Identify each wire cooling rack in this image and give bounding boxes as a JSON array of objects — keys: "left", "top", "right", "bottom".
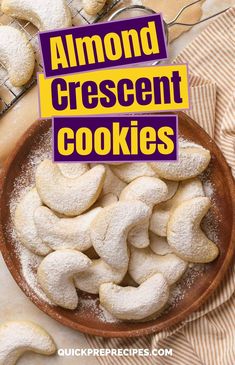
[{"left": 0, "top": 0, "right": 123, "bottom": 115}]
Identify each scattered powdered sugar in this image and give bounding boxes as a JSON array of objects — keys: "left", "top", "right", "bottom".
[
  {"left": 168, "top": 285, "right": 185, "bottom": 307},
  {"left": 203, "top": 180, "right": 215, "bottom": 198},
  {"left": 6, "top": 212, "right": 52, "bottom": 305},
  {"left": 6, "top": 130, "right": 53, "bottom": 304},
  {"left": 99, "top": 305, "right": 119, "bottom": 323},
  {"left": 77, "top": 295, "right": 119, "bottom": 323},
  {"left": 202, "top": 209, "right": 220, "bottom": 243},
  {"left": 17, "top": 245, "right": 53, "bottom": 305},
  {"left": 168, "top": 264, "right": 206, "bottom": 308}
]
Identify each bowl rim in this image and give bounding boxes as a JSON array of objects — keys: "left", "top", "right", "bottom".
[{"left": 0, "top": 112, "right": 234, "bottom": 338}]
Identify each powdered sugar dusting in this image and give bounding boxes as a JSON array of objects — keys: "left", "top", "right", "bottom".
[
  {"left": 6, "top": 130, "right": 52, "bottom": 304},
  {"left": 168, "top": 264, "right": 206, "bottom": 308},
  {"left": 18, "top": 245, "right": 53, "bottom": 305},
  {"left": 99, "top": 305, "right": 119, "bottom": 323},
  {"left": 76, "top": 295, "right": 119, "bottom": 323}
]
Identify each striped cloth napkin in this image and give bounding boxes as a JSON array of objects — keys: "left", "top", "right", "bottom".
[{"left": 86, "top": 7, "right": 235, "bottom": 365}]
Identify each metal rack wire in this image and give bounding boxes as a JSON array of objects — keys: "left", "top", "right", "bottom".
[{"left": 0, "top": 0, "right": 123, "bottom": 115}]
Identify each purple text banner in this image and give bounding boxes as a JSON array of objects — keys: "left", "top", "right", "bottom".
[
  {"left": 53, "top": 115, "right": 178, "bottom": 162},
  {"left": 39, "top": 14, "right": 168, "bottom": 78}
]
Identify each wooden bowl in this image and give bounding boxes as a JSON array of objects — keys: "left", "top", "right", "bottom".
[{"left": 0, "top": 112, "right": 234, "bottom": 338}]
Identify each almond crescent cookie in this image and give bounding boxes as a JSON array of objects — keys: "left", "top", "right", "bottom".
[
  {"left": 99, "top": 273, "right": 169, "bottom": 321},
  {"left": 34, "top": 206, "right": 102, "bottom": 251},
  {"left": 151, "top": 146, "right": 211, "bottom": 181},
  {"left": 150, "top": 178, "right": 205, "bottom": 237},
  {"left": 91, "top": 201, "right": 151, "bottom": 270},
  {"left": 120, "top": 176, "right": 168, "bottom": 248},
  {"left": 167, "top": 197, "right": 219, "bottom": 263},
  {"left": 0, "top": 321, "right": 56, "bottom": 365},
  {"left": 37, "top": 250, "right": 91, "bottom": 309},
  {"left": 35, "top": 160, "right": 105, "bottom": 216},
  {"left": 129, "top": 246, "right": 187, "bottom": 285},
  {"left": 1, "top": 0, "right": 72, "bottom": 31},
  {"left": 0, "top": 25, "right": 34, "bottom": 87}
]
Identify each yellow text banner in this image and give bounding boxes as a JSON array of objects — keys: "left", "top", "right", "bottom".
[{"left": 38, "top": 64, "right": 189, "bottom": 117}]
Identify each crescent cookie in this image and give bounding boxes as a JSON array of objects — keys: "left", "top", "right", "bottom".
[
  {"left": 74, "top": 259, "right": 127, "bottom": 294},
  {"left": 150, "top": 178, "right": 205, "bottom": 237},
  {"left": 167, "top": 197, "right": 219, "bottom": 263},
  {"left": 129, "top": 246, "right": 187, "bottom": 285},
  {"left": 120, "top": 176, "right": 168, "bottom": 248},
  {"left": 1, "top": 0, "right": 72, "bottom": 31},
  {"left": 0, "top": 321, "right": 56, "bottom": 365},
  {"left": 34, "top": 206, "right": 102, "bottom": 251},
  {"left": 90, "top": 201, "right": 151, "bottom": 270},
  {"left": 14, "top": 188, "right": 51, "bottom": 256},
  {"left": 119, "top": 176, "right": 168, "bottom": 208},
  {"left": 150, "top": 146, "right": 211, "bottom": 181},
  {"left": 35, "top": 160, "right": 105, "bottom": 216},
  {"left": 0, "top": 25, "right": 34, "bottom": 87},
  {"left": 99, "top": 273, "right": 169, "bottom": 321},
  {"left": 37, "top": 250, "right": 91, "bottom": 309},
  {"left": 82, "top": 0, "right": 107, "bottom": 16},
  {"left": 111, "top": 162, "right": 155, "bottom": 183}
]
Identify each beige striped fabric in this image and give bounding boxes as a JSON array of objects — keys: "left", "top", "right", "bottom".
[
  {"left": 86, "top": 7, "right": 235, "bottom": 365},
  {"left": 175, "top": 7, "right": 235, "bottom": 178}
]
